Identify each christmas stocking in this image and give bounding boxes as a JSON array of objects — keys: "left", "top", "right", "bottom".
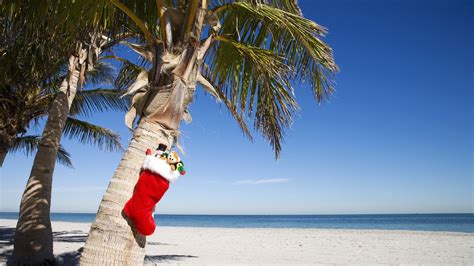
[{"left": 123, "top": 146, "right": 185, "bottom": 235}]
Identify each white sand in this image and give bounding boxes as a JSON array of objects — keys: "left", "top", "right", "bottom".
[{"left": 1, "top": 219, "right": 473, "bottom": 265}]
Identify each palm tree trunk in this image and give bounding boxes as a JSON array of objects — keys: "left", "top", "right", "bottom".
[
  {"left": 13, "top": 54, "right": 81, "bottom": 264},
  {"left": 80, "top": 119, "right": 175, "bottom": 265}
]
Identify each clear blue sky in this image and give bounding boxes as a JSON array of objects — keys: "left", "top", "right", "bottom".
[{"left": 1, "top": 0, "right": 472, "bottom": 214}]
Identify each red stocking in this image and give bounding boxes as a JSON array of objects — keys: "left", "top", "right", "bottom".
[
  {"left": 123, "top": 170, "right": 169, "bottom": 235},
  {"left": 122, "top": 149, "right": 181, "bottom": 235}
]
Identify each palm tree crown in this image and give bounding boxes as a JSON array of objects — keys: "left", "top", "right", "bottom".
[
  {"left": 111, "top": 0, "right": 338, "bottom": 157},
  {"left": 0, "top": 0, "right": 131, "bottom": 167}
]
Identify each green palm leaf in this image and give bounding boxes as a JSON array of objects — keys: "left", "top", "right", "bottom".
[
  {"left": 202, "top": 37, "right": 298, "bottom": 152},
  {"left": 211, "top": 0, "right": 302, "bottom": 15},
  {"left": 201, "top": 1, "right": 337, "bottom": 157},
  {"left": 9, "top": 135, "right": 73, "bottom": 167},
  {"left": 55, "top": 145, "right": 73, "bottom": 168},
  {"left": 212, "top": 1, "right": 338, "bottom": 99},
  {"left": 112, "top": 57, "right": 147, "bottom": 91},
  {"left": 211, "top": 79, "right": 253, "bottom": 140},
  {"left": 63, "top": 117, "right": 123, "bottom": 152},
  {"left": 84, "top": 61, "right": 116, "bottom": 85},
  {"left": 70, "top": 89, "right": 131, "bottom": 117}
]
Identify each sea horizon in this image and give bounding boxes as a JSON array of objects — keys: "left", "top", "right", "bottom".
[
  {"left": 1, "top": 211, "right": 473, "bottom": 216},
  {"left": 1, "top": 212, "right": 473, "bottom": 233}
]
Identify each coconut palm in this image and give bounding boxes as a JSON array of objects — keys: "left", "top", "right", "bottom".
[
  {"left": 80, "top": 0, "right": 338, "bottom": 264},
  {"left": 0, "top": 1, "right": 80, "bottom": 167},
  {"left": 10, "top": 54, "right": 131, "bottom": 263},
  {"left": 1, "top": 57, "right": 130, "bottom": 265},
  {"left": 1, "top": 1, "right": 130, "bottom": 263},
  {"left": 0, "top": 65, "right": 129, "bottom": 167}
]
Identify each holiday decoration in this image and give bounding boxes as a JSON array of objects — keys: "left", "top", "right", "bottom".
[{"left": 122, "top": 144, "right": 185, "bottom": 235}]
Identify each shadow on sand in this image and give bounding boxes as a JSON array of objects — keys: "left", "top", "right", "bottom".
[
  {"left": 0, "top": 226, "right": 198, "bottom": 265},
  {"left": 0, "top": 227, "right": 15, "bottom": 263},
  {"left": 145, "top": 254, "right": 198, "bottom": 263},
  {"left": 0, "top": 226, "right": 86, "bottom": 265}
]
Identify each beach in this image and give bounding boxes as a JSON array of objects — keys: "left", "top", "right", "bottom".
[{"left": 0, "top": 219, "right": 472, "bottom": 264}]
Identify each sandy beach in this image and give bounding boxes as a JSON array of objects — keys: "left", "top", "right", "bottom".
[{"left": 0, "top": 219, "right": 472, "bottom": 264}]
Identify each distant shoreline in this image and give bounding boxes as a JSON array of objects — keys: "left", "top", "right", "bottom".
[{"left": 1, "top": 212, "right": 472, "bottom": 233}]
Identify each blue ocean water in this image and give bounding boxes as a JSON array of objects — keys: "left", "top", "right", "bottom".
[{"left": 0, "top": 213, "right": 472, "bottom": 233}]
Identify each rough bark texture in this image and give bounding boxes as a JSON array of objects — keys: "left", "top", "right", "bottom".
[
  {"left": 12, "top": 54, "right": 80, "bottom": 264},
  {"left": 80, "top": 119, "right": 174, "bottom": 265}
]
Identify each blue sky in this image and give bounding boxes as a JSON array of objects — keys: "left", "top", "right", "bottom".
[{"left": 1, "top": 0, "right": 472, "bottom": 214}]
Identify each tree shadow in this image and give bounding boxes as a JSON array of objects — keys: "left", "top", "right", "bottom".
[
  {"left": 0, "top": 226, "right": 86, "bottom": 265},
  {"left": 1, "top": 225, "right": 196, "bottom": 265},
  {"left": 0, "top": 226, "right": 15, "bottom": 245},
  {"left": 145, "top": 254, "right": 198, "bottom": 263},
  {"left": 52, "top": 230, "right": 87, "bottom": 243},
  {"left": 55, "top": 248, "right": 83, "bottom": 265},
  {"left": 0, "top": 227, "right": 15, "bottom": 263},
  {"left": 0, "top": 250, "right": 13, "bottom": 265},
  {"left": 147, "top": 241, "right": 176, "bottom": 246}
]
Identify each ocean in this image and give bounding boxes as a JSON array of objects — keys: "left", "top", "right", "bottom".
[{"left": 1, "top": 213, "right": 472, "bottom": 233}]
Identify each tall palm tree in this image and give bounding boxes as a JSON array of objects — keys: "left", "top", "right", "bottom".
[
  {"left": 0, "top": 67, "right": 130, "bottom": 167},
  {"left": 1, "top": 1, "right": 128, "bottom": 263},
  {"left": 11, "top": 68, "right": 129, "bottom": 265},
  {"left": 81, "top": 0, "right": 338, "bottom": 264}
]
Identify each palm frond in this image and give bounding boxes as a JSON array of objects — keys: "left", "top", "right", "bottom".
[
  {"left": 113, "top": 57, "right": 147, "bottom": 91},
  {"left": 0, "top": 86, "right": 51, "bottom": 134},
  {"left": 254, "top": 75, "right": 299, "bottom": 158},
  {"left": 56, "top": 145, "right": 73, "bottom": 168},
  {"left": 215, "top": 36, "right": 289, "bottom": 79},
  {"left": 109, "top": 0, "right": 157, "bottom": 44},
  {"left": 63, "top": 117, "right": 123, "bottom": 152},
  {"left": 204, "top": 34, "right": 299, "bottom": 158},
  {"left": 70, "top": 88, "right": 131, "bottom": 117},
  {"left": 0, "top": 0, "right": 122, "bottom": 88},
  {"left": 9, "top": 135, "right": 39, "bottom": 156},
  {"left": 212, "top": 1, "right": 338, "bottom": 101},
  {"left": 202, "top": 1, "right": 337, "bottom": 157},
  {"left": 84, "top": 61, "right": 116, "bottom": 85},
  {"left": 211, "top": 0, "right": 302, "bottom": 15},
  {"left": 9, "top": 135, "right": 73, "bottom": 167},
  {"left": 212, "top": 79, "right": 253, "bottom": 141}
]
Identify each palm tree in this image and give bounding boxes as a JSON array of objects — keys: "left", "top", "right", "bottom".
[
  {"left": 0, "top": 70, "right": 129, "bottom": 167},
  {"left": 1, "top": 1, "right": 129, "bottom": 263},
  {"left": 0, "top": 1, "right": 79, "bottom": 166},
  {"left": 10, "top": 77, "right": 130, "bottom": 265},
  {"left": 80, "top": 0, "right": 338, "bottom": 264}
]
